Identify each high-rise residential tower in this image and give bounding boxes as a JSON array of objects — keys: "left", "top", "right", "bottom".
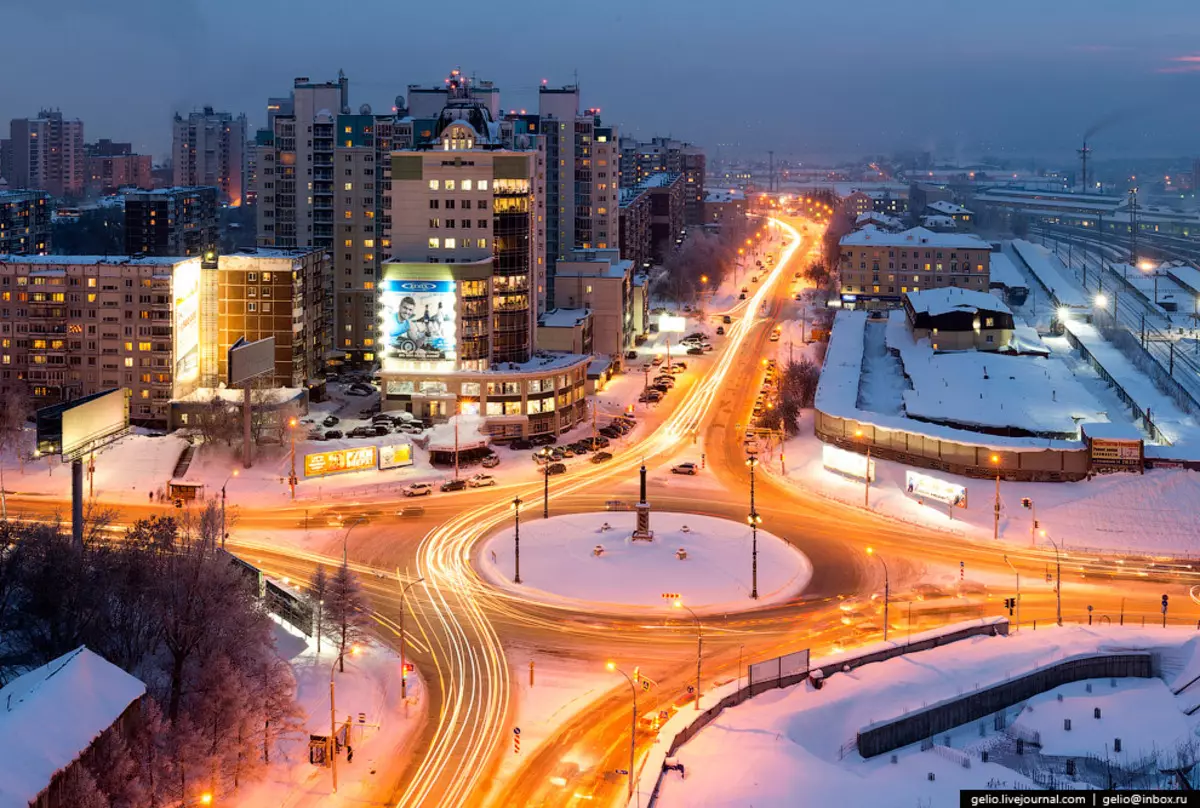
[
  {"left": 7, "top": 110, "right": 86, "bottom": 198},
  {"left": 172, "top": 107, "right": 248, "bottom": 205}
]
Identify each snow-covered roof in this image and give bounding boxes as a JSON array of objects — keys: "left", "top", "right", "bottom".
[
  {"left": 1010, "top": 240, "right": 1090, "bottom": 309},
  {"left": 905, "top": 287, "right": 1011, "bottom": 318},
  {"left": 920, "top": 215, "right": 957, "bottom": 229},
  {"left": 538, "top": 308, "right": 591, "bottom": 328},
  {"left": 987, "top": 252, "right": 1027, "bottom": 290},
  {"left": 926, "top": 200, "right": 973, "bottom": 215},
  {"left": 0, "top": 254, "right": 197, "bottom": 267},
  {"left": 481, "top": 351, "right": 591, "bottom": 375},
  {"left": 0, "top": 647, "right": 146, "bottom": 807},
  {"left": 840, "top": 225, "right": 989, "bottom": 250},
  {"left": 704, "top": 190, "right": 745, "bottom": 203},
  {"left": 854, "top": 211, "right": 903, "bottom": 231}
]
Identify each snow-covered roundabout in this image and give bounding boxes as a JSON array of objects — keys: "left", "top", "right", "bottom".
[{"left": 476, "top": 511, "right": 812, "bottom": 614}]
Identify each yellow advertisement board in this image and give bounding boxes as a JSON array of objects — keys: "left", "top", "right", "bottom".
[{"left": 303, "top": 446, "right": 378, "bottom": 478}]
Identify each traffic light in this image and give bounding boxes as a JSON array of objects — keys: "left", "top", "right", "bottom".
[
  {"left": 1004, "top": 598, "right": 1015, "bottom": 616},
  {"left": 1021, "top": 498, "right": 1032, "bottom": 509},
  {"left": 1162, "top": 594, "right": 1170, "bottom": 613},
  {"left": 402, "top": 662, "right": 414, "bottom": 679}
]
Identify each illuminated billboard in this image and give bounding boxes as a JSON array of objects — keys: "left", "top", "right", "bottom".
[
  {"left": 172, "top": 260, "right": 202, "bottom": 387},
  {"left": 378, "top": 442, "right": 414, "bottom": 470},
  {"left": 380, "top": 279, "right": 457, "bottom": 363},
  {"left": 658, "top": 313, "right": 687, "bottom": 333},
  {"left": 822, "top": 444, "right": 874, "bottom": 482},
  {"left": 304, "top": 446, "right": 378, "bottom": 478},
  {"left": 904, "top": 471, "right": 967, "bottom": 509}
]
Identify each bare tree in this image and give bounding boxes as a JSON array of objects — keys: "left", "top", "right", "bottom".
[
  {"left": 310, "top": 564, "right": 329, "bottom": 654},
  {"left": 325, "top": 559, "right": 371, "bottom": 672}
]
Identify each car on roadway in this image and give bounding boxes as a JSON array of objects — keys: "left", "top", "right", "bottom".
[
  {"left": 672, "top": 462, "right": 700, "bottom": 475},
  {"left": 741, "top": 287, "right": 749, "bottom": 294},
  {"left": 723, "top": 315, "right": 733, "bottom": 324},
  {"left": 545, "top": 463, "right": 567, "bottom": 476},
  {"left": 403, "top": 482, "right": 434, "bottom": 497},
  {"left": 468, "top": 473, "right": 496, "bottom": 488},
  {"left": 651, "top": 355, "right": 664, "bottom": 366},
  {"left": 738, "top": 292, "right": 746, "bottom": 300},
  {"left": 716, "top": 326, "right": 725, "bottom": 335},
  {"left": 591, "top": 451, "right": 613, "bottom": 464},
  {"left": 625, "top": 350, "right": 639, "bottom": 360},
  {"left": 440, "top": 478, "right": 468, "bottom": 493},
  {"left": 769, "top": 333, "right": 780, "bottom": 342}
]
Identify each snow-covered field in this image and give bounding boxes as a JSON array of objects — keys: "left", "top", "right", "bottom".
[
  {"left": 477, "top": 511, "right": 812, "bottom": 614},
  {"left": 236, "top": 619, "right": 426, "bottom": 806},
  {"left": 656, "top": 625, "right": 1200, "bottom": 807}
]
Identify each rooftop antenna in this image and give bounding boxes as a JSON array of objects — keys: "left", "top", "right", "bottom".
[{"left": 1128, "top": 187, "right": 1139, "bottom": 266}]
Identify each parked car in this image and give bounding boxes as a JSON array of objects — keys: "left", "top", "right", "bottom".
[
  {"left": 624, "top": 350, "right": 639, "bottom": 360},
  {"left": 545, "top": 463, "right": 567, "bottom": 476},
  {"left": 324, "top": 430, "right": 343, "bottom": 440},
  {"left": 580, "top": 436, "right": 610, "bottom": 450},
  {"left": 568, "top": 441, "right": 591, "bottom": 454},
  {"left": 403, "top": 482, "right": 433, "bottom": 497},
  {"left": 372, "top": 425, "right": 390, "bottom": 436},
  {"left": 738, "top": 292, "right": 746, "bottom": 300},
  {"left": 307, "top": 431, "right": 326, "bottom": 441},
  {"left": 716, "top": 326, "right": 725, "bottom": 335},
  {"left": 347, "top": 427, "right": 373, "bottom": 438},
  {"left": 700, "top": 343, "right": 714, "bottom": 352},
  {"left": 481, "top": 454, "right": 501, "bottom": 469},
  {"left": 392, "top": 411, "right": 416, "bottom": 424},
  {"left": 440, "top": 479, "right": 468, "bottom": 492},
  {"left": 468, "top": 473, "right": 496, "bottom": 488},
  {"left": 558, "top": 445, "right": 577, "bottom": 458},
  {"left": 672, "top": 361, "right": 687, "bottom": 371},
  {"left": 651, "top": 356, "right": 664, "bottom": 366},
  {"left": 530, "top": 434, "right": 556, "bottom": 446},
  {"left": 741, "top": 287, "right": 749, "bottom": 294},
  {"left": 591, "top": 451, "right": 613, "bottom": 464},
  {"left": 510, "top": 438, "right": 533, "bottom": 450},
  {"left": 599, "top": 427, "right": 621, "bottom": 439},
  {"left": 323, "top": 415, "right": 340, "bottom": 427},
  {"left": 686, "top": 347, "right": 704, "bottom": 355},
  {"left": 645, "top": 390, "right": 663, "bottom": 402},
  {"left": 769, "top": 333, "right": 780, "bottom": 342},
  {"left": 722, "top": 315, "right": 733, "bottom": 324},
  {"left": 399, "top": 423, "right": 424, "bottom": 435},
  {"left": 751, "top": 275, "right": 759, "bottom": 283},
  {"left": 672, "top": 462, "right": 700, "bottom": 475}
]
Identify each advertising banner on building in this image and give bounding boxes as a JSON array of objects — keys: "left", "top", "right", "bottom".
[
  {"left": 380, "top": 279, "right": 457, "bottom": 363},
  {"left": 378, "top": 442, "right": 414, "bottom": 470},
  {"left": 657, "top": 313, "right": 687, "bottom": 333},
  {"left": 1089, "top": 437, "right": 1143, "bottom": 473},
  {"left": 172, "top": 261, "right": 201, "bottom": 386},
  {"left": 303, "top": 446, "right": 378, "bottom": 478},
  {"left": 822, "top": 444, "right": 874, "bottom": 482},
  {"left": 905, "top": 471, "right": 967, "bottom": 509}
]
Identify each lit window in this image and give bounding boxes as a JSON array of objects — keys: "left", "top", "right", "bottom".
[
  {"left": 444, "top": 238, "right": 457, "bottom": 249},
  {"left": 140, "top": 390, "right": 149, "bottom": 399},
  {"left": 363, "top": 352, "right": 374, "bottom": 361},
  {"left": 445, "top": 179, "right": 456, "bottom": 191},
  {"left": 138, "top": 341, "right": 151, "bottom": 351},
  {"left": 478, "top": 180, "right": 488, "bottom": 191},
  {"left": 429, "top": 180, "right": 440, "bottom": 190},
  {"left": 364, "top": 239, "right": 375, "bottom": 248},
  {"left": 363, "top": 282, "right": 375, "bottom": 290},
  {"left": 462, "top": 179, "right": 473, "bottom": 191},
  {"left": 429, "top": 237, "right": 440, "bottom": 249},
  {"left": 344, "top": 210, "right": 353, "bottom": 219},
  {"left": 343, "top": 239, "right": 353, "bottom": 247},
  {"left": 124, "top": 358, "right": 133, "bottom": 367},
  {"left": 477, "top": 238, "right": 487, "bottom": 249},
  {"left": 344, "top": 182, "right": 353, "bottom": 191}
]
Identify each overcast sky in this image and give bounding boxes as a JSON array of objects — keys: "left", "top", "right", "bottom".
[{"left": 4, "top": 0, "right": 1199, "bottom": 164}]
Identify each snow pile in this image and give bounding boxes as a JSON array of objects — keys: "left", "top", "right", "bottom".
[
  {"left": 478, "top": 511, "right": 812, "bottom": 613},
  {"left": 0, "top": 647, "right": 146, "bottom": 807}
]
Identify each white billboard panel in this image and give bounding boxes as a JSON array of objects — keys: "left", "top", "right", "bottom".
[
  {"left": 822, "top": 444, "right": 874, "bottom": 482},
  {"left": 658, "top": 314, "right": 687, "bottom": 333},
  {"left": 904, "top": 471, "right": 967, "bottom": 509},
  {"left": 172, "top": 260, "right": 202, "bottom": 386},
  {"left": 378, "top": 442, "right": 414, "bottom": 470},
  {"left": 62, "top": 389, "right": 129, "bottom": 457},
  {"left": 228, "top": 336, "right": 276, "bottom": 386},
  {"left": 380, "top": 279, "right": 457, "bottom": 363}
]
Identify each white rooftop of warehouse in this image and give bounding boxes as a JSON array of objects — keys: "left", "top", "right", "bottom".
[
  {"left": 926, "top": 200, "right": 973, "bottom": 215},
  {"left": 905, "top": 287, "right": 1011, "bottom": 318},
  {"left": 840, "top": 225, "right": 990, "bottom": 250}
]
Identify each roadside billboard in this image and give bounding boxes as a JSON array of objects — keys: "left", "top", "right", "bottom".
[
  {"left": 303, "top": 446, "right": 378, "bottom": 478},
  {"left": 379, "top": 442, "right": 414, "bottom": 470},
  {"left": 228, "top": 336, "right": 276, "bottom": 386},
  {"left": 172, "top": 260, "right": 202, "bottom": 386},
  {"left": 822, "top": 444, "right": 874, "bottom": 482},
  {"left": 904, "top": 471, "right": 967, "bottom": 509},
  {"left": 380, "top": 279, "right": 457, "bottom": 363},
  {"left": 657, "top": 314, "right": 687, "bottom": 333},
  {"left": 1089, "top": 438, "right": 1143, "bottom": 473},
  {"left": 52, "top": 389, "right": 129, "bottom": 458}
]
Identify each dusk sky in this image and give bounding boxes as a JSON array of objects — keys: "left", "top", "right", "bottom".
[{"left": 5, "top": 0, "right": 1200, "bottom": 163}]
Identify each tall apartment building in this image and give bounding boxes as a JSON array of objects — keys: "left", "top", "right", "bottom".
[
  {"left": 379, "top": 75, "right": 589, "bottom": 438},
  {"left": 7, "top": 110, "right": 86, "bottom": 198},
  {"left": 123, "top": 187, "right": 219, "bottom": 257},
  {"left": 214, "top": 250, "right": 333, "bottom": 388},
  {"left": 837, "top": 225, "right": 992, "bottom": 309},
  {"left": 618, "top": 186, "right": 652, "bottom": 270},
  {"left": 172, "top": 107, "right": 248, "bottom": 206},
  {"left": 0, "top": 255, "right": 203, "bottom": 426},
  {"left": 254, "top": 74, "right": 349, "bottom": 250},
  {"left": 85, "top": 140, "right": 152, "bottom": 194},
  {"left": 0, "top": 190, "right": 51, "bottom": 254},
  {"left": 537, "top": 85, "right": 619, "bottom": 309},
  {"left": 619, "top": 136, "right": 705, "bottom": 225},
  {"left": 641, "top": 172, "right": 685, "bottom": 264}
]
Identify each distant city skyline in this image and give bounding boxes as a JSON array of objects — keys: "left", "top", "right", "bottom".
[{"left": 4, "top": 0, "right": 1200, "bottom": 163}]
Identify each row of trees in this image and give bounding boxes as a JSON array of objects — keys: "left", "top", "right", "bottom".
[
  {"left": 653, "top": 231, "right": 739, "bottom": 305},
  {"left": 191, "top": 382, "right": 302, "bottom": 448},
  {"left": 0, "top": 502, "right": 368, "bottom": 805}
]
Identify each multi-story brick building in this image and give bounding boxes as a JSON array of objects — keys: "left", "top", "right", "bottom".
[
  {"left": 837, "top": 225, "right": 992, "bottom": 309},
  {"left": 618, "top": 135, "right": 705, "bottom": 225},
  {"left": 618, "top": 185, "right": 652, "bottom": 270},
  {"left": 0, "top": 190, "right": 51, "bottom": 254}
]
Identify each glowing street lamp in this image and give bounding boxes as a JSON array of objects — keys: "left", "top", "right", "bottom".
[
  {"left": 866, "top": 547, "right": 889, "bottom": 641},
  {"left": 607, "top": 662, "right": 637, "bottom": 801},
  {"left": 220, "top": 469, "right": 239, "bottom": 550},
  {"left": 990, "top": 454, "right": 1001, "bottom": 540},
  {"left": 330, "top": 644, "right": 363, "bottom": 792},
  {"left": 512, "top": 495, "right": 523, "bottom": 584},
  {"left": 288, "top": 417, "right": 299, "bottom": 500},
  {"left": 673, "top": 600, "right": 702, "bottom": 710}
]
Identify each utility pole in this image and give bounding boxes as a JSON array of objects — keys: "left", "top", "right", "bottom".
[
  {"left": 1048, "top": 536, "right": 1063, "bottom": 626},
  {"left": 1004, "top": 555, "right": 1021, "bottom": 632},
  {"left": 289, "top": 418, "right": 298, "bottom": 499},
  {"left": 512, "top": 496, "right": 522, "bottom": 584},
  {"left": 398, "top": 575, "right": 424, "bottom": 701}
]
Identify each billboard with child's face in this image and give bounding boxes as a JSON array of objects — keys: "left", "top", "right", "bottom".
[{"left": 379, "top": 279, "right": 457, "bottom": 363}]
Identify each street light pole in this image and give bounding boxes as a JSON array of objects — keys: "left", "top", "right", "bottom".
[
  {"left": 607, "top": 663, "right": 638, "bottom": 805},
  {"left": 1004, "top": 554, "right": 1021, "bottom": 632},
  {"left": 541, "top": 449, "right": 551, "bottom": 519},
  {"left": 342, "top": 516, "right": 366, "bottom": 566},
  {"left": 866, "top": 547, "right": 889, "bottom": 642},
  {"left": 674, "top": 600, "right": 702, "bottom": 710},
  {"left": 288, "top": 417, "right": 298, "bottom": 499},
  {"left": 991, "top": 454, "right": 1001, "bottom": 540},
  {"left": 1047, "top": 536, "right": 1063, "bottom": 626},
  {"left": 220, "top": 470, "right": 238, "bottom": 550},
  {"left": 512, "top": 495, "right": 523, "bottom": 584},
  {"left": 398, "top": 575, "right": 424, "bottom": 701},
  {"left": 746, "top": 455, "right": 760, "bottom": 599},
  {"left": 329, "top": 645, "right": 360, "bottom": 794}
]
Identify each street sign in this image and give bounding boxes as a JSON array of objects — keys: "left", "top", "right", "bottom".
[{"left": 513, "top": 727, "right": 521, "bottom": 735}]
